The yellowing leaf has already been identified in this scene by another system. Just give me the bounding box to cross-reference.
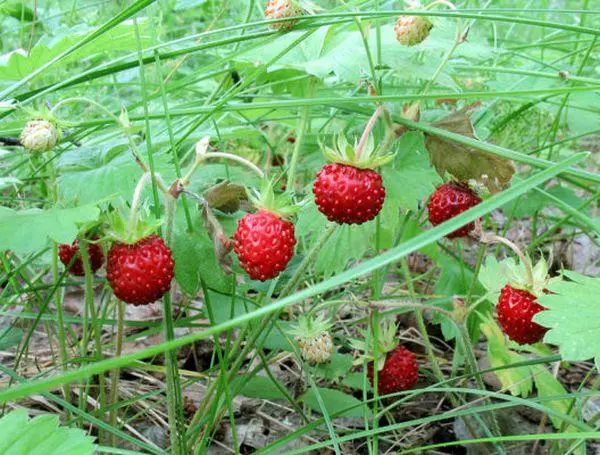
[424,113,515,193]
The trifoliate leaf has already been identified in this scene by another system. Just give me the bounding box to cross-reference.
[480,319,533,397]
[236,375,289,401]
[0,205,100,254]
[0,409,95,455]
[424,112,515,193]
[381,132,441,211]
[300,387,372,418]
[535,271,600,368]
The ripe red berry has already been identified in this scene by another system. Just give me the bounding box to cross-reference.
[58,238,104,276]
[313,163,386,225]
[107,235,175,306]
[427,183,482,238]
[234,209,296,281]
[368,345,419,395]
[497,284,548,345]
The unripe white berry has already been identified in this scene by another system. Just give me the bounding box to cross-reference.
[20,120,60,152]
[394,15,433,46]
[297,331,334,364]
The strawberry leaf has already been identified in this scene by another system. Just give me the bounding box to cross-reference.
[480,319,533,397]
[535,271,600,370]
[381,132,441,212]
[0,204,100,254]
[424,112,515,193]
[300,387,372,418]
[0,409,95,454]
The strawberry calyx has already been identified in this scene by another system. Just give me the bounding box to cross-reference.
[248,179,299,220]
[503,255,559,298]
[105,209,163,245]
[322,133,394,170]
[288,313,332,341]
[351,318,399,372]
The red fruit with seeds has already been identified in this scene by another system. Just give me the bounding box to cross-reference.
[427,183,482,238]
[107,234,175,306]
[367,345,419,395]
[234,209,296,281]
[59,238,104,276]
[313,163,386,225]
[497,284,548,345]
[265,0,302,30]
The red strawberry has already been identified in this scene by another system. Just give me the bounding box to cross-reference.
[367,345,419,395]
[265,0,302,30]
[497,284,548,345]
[313,163,386,225]
[427,183,482,238]
[107,234,175,306]
[58,238,104,276]
[234,209,296,281]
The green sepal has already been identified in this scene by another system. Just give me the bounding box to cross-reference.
[248,179,300,220]
[351,317,398,371]
[105,208,163,245]
[322,134,395,170]
[504,254,561,297]
[288,313,332,340]
[22,105,66,132]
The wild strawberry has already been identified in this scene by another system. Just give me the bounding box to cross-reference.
[352,318,419,396]
[313,163,386,225]
[497,285,548,345]
[394,15,433,46]
[313,134,393,225]
[20,119,60,152]
[234,209,296,281]
[59,238,104,276]
[107,235,175,306]
[265,0,302,30]
[368,345,419,395]
[289,314,334,364]
[427,183,482,238]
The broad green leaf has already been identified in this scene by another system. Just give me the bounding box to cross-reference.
[0,409,95,455]
[171,206,232,296]
[314,354,353,381]
[0,327,22,350]
[237,375,289,401]
[382,132,441,212]
[0,21,153,81]
[342,372,372,391]
[480,319,532,397]
[0,205,100,254]
[531,365,576,431]
[535,271,600,368]
[300,387,372,418]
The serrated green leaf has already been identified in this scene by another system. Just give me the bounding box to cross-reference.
[0,409,95,455]
[314,353,353,381]
[535,271,600,367]
[480,319,533,397]
[0,205,100,254]
[300,387,371,418]
[531,365,576,431]
[237,375,289,401]
[382,132,441,212]
[172,206,232,295]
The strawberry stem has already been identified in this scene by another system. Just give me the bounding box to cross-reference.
[355,105,384,160]
[128,172,151,235]
[482,234,535,288]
